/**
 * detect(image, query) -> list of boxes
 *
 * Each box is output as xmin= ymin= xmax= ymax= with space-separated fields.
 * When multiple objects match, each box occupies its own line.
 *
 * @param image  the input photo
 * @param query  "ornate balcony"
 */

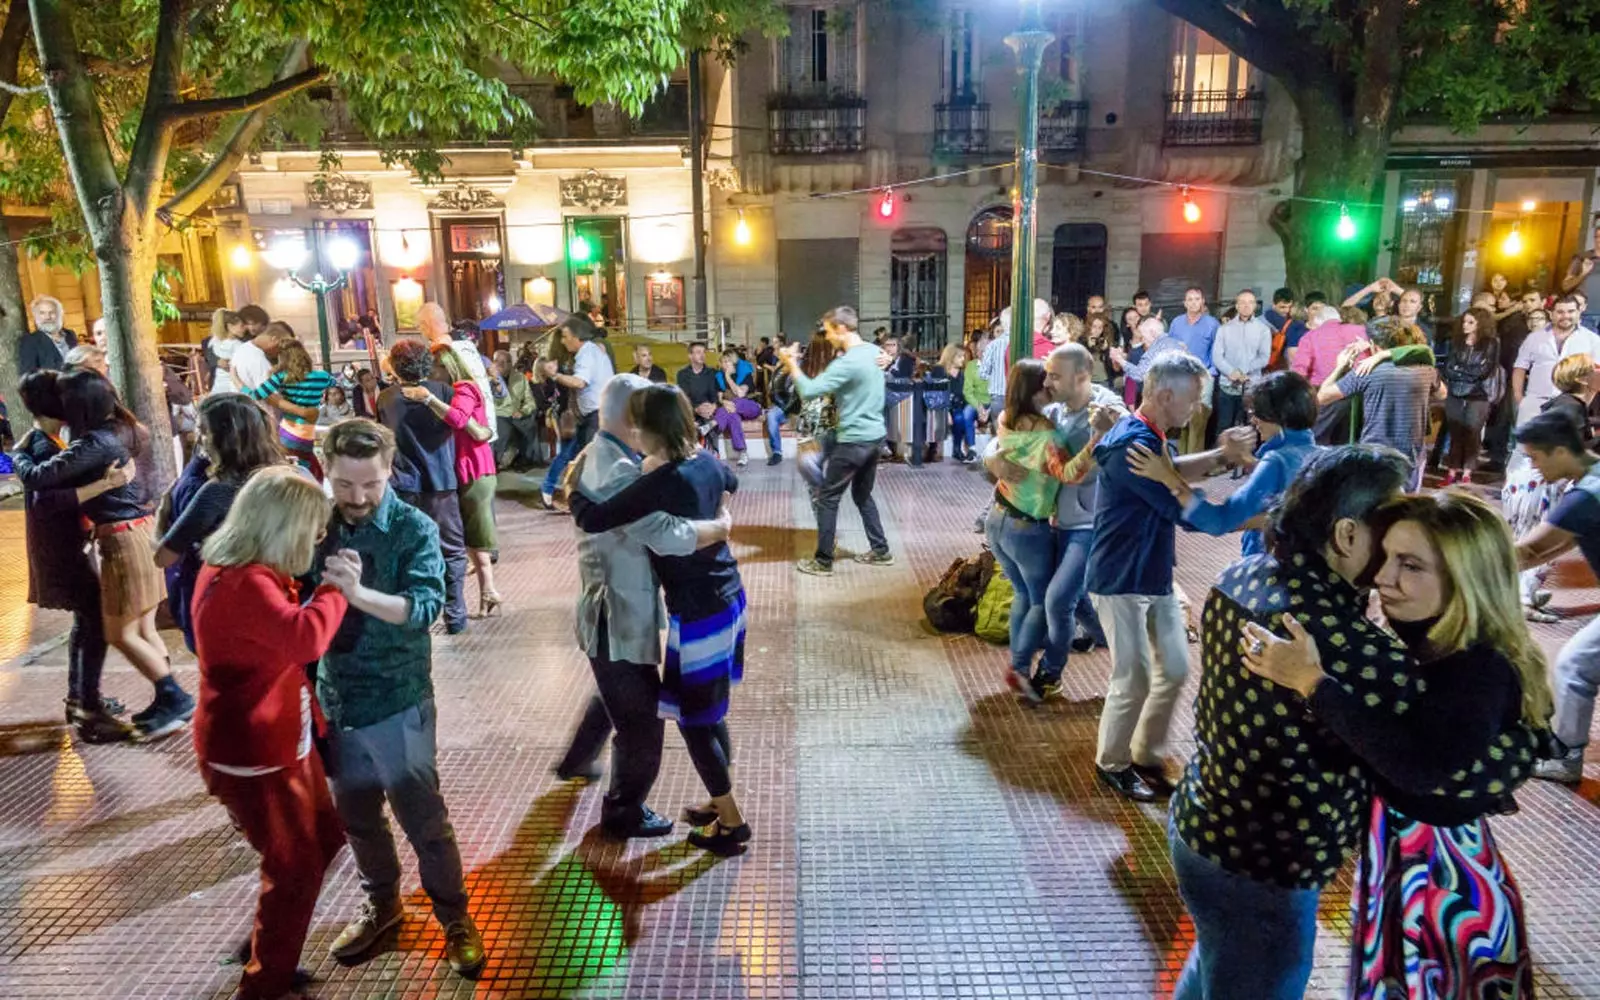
xmin=1039 ymin=101 xmax=1090 ymax=161
xmin=1163 ymin=89 xmax=1266 ymax=147
xmin=767 ymin=94 xmax=867 ymax=155
xmin=934 ymin=101 xmax=991 ymax=157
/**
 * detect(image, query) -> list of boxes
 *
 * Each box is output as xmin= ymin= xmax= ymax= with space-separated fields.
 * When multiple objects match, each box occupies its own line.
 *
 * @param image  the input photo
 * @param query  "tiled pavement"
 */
xmin=1 ymin=457 xmax=1600 ymax=999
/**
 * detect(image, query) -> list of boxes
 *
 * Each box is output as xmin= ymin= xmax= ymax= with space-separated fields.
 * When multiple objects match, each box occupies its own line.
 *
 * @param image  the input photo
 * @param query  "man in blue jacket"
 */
xmin=1086 ymin=351 xmax=1209 ymax=801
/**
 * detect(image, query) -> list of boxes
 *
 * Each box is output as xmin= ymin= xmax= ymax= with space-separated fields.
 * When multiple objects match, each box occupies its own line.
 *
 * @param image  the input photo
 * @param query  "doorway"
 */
xmin=963 ymin=206 xmax=1012 ymax=336
xmin=890 ymin=227 xmax=947 ymax=353
xmin=564 ymin=216 xmax=629 ymax=327
xmin=441 ymin=217 xmax=506 ymax=323
xmin=1051 ymin=223 xmax=1107 ymax=317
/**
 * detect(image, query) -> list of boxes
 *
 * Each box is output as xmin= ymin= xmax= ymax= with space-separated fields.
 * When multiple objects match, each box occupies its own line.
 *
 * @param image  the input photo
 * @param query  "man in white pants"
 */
xmin=1084 ymin=352 xmax=1208 ymax=801
xmin=1513 ymin=412 xmax=1600 ymax=784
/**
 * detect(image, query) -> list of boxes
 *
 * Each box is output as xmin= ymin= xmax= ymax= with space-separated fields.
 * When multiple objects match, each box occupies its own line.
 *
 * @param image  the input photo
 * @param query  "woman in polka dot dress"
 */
xmin=1243 ymin=490 xmax=1551 ymax=999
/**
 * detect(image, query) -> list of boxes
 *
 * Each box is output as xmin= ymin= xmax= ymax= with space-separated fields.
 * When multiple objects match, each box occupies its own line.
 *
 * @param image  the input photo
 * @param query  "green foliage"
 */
xmin=151 ymin=258 xmax=182 ymax=322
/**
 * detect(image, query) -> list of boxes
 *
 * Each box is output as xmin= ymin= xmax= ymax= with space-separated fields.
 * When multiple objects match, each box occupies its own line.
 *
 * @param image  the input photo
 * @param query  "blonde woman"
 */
xmin=192 ymin=468 xmax=351 ymax=1000
xmin=1243 ymin=490 xmax=1550 ymax=998
xmin=207 ymin=308 xmax=244 ymax=394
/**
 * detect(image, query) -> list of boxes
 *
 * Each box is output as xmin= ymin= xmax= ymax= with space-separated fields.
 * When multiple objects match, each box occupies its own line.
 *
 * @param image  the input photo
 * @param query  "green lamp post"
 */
xmin=1006 ymin=0 xmax=1055 ymax=363
xmin=268 ymin=235 xmax=360 ymax=371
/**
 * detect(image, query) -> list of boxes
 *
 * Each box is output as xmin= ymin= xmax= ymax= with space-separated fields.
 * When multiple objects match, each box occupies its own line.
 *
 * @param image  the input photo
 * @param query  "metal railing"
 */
xmin=934 ymin=101 xmax=991 ymax=156
xmin=1039 ymin=101 xmax=1090 ymax=159
xmin=1162 ymin=89 xmax=1266 ymax=146
xmin=767 ymin=101 xmax=867 ymax=155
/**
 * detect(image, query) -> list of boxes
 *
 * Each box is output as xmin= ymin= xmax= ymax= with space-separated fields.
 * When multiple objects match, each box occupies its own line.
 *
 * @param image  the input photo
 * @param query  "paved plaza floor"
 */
xmin=0 ymin=457 xmax=1598 ymax=998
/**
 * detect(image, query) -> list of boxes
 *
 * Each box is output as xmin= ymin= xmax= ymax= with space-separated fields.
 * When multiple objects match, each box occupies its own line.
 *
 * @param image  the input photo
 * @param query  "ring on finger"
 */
xmin=1248 ymin=639 xmax=1265 ymax=656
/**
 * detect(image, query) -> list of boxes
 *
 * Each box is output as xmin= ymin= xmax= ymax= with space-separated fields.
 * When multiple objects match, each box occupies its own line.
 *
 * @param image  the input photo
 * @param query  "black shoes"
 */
xmin=553 ymin=761 xmax=602 ymax=784
xmin=687 ymin=820 xmax=752 ymax=856
xmin=1097 ymin=766 xmax=1160 ymax=803
xmin=601 ymin=806 xmax=674 ymax=840
xmin=681 ymin=804 xmax=718 ymax=826
xmin=132 ymin=689 xmax=196 ymax=742
xmin=1131 ymin=763 xmax=1177 ymax=798
xmin=767 ymin=452 xmax=783 ymax=466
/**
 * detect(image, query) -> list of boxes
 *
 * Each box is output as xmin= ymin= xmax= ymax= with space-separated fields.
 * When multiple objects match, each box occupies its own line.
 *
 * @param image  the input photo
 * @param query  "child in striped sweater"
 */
xmin=248 ymin=339 xmax=334 ymax=479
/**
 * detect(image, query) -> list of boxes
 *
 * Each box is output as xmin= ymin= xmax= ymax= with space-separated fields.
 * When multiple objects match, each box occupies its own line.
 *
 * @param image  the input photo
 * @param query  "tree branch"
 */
xmin=0 ymin=0 xmax=31 ymax=123
xmin=160 ymin=64 xmax=323 ymax=123
xmin=160 ymin=38 xmax=313 ymax=220
xmin=28 ymin=0 xmax=123 ymax=241
xmin=0 ymin=78 xmax=41 ymax=94
xmin=124 ymin=0 xmax=188 ymax=221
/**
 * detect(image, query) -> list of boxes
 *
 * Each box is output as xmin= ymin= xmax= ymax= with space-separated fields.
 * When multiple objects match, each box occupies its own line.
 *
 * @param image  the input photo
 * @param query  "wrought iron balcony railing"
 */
xmin=1039 ymin=101 xmax=1090 ymax=159
xmin=934 ymin=101 xmax=990 ymax=156
xmin=1162 ymin=89 xmax=1266 ymax=146
xmin=767 ymin=96 xmax=867 ymax=155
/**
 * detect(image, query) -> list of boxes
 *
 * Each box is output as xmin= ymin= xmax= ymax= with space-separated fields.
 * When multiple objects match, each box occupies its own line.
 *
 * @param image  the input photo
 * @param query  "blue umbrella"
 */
xmin=476 ymin=302 xmax=571 ymax=330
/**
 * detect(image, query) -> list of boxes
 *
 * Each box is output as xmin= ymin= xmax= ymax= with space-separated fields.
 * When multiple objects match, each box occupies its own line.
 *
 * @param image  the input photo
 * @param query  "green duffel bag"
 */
xmin=974 ymin=567 xmax=1013 ymax=645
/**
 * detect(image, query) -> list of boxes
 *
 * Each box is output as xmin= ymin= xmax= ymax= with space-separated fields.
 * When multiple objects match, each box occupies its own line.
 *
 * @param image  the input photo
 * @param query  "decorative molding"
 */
xmin=305 ymin=173 xmax=373 ymax=214
xmin=706 ymin=166 xmax=743 ymax=193
xmin=559 ymin=168 xmax=628 ymax=212
xmin=428 ymin=181 xmax=505 ymax=213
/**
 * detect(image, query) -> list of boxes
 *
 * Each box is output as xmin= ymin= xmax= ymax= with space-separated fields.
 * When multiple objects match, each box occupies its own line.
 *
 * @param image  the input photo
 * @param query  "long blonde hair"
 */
xmin=1379 ymin=490 xmax=1553 ymax=727
xmin=209 ymin=308 xmax=240 ymax=343
xmin=201 ymin=467 xmax=330 ymax=577
xmin=937 ymin=343 xmax=965 ymax=371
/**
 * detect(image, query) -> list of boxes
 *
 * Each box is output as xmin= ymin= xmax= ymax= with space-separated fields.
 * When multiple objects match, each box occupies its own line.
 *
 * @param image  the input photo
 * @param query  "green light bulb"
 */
xmin=1335 ymin=206 xmax=1356 ymax=241
xmin=568 ymin=235 xmax=593 ymax=263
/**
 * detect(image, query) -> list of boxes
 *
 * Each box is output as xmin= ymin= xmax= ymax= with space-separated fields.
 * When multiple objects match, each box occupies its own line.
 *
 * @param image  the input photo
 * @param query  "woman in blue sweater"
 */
xmin=570 ymin=384 xmax=752 ymax=856
xmin=1127 ymin=370 xmax=1322 ymax=555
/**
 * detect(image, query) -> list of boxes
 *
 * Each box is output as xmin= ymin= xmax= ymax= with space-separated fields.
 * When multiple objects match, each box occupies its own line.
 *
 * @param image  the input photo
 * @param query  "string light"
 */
xmin=733 ymin=210 xmax=752 ymax=246
xmin=229 ymin=244 xmax=253 ymax=269
xmin=1336 ymin=204 xmax=1357 ymax=241
xmin=877 ymin=188 xmax=896 ymax=219
xmin=1181 ymin=186 xmax=1200 ymax=225
xmin=567 ymin=233 xmax=593 ymax=264
xmin=1503 ymin=222 xmax=1523 ymax=256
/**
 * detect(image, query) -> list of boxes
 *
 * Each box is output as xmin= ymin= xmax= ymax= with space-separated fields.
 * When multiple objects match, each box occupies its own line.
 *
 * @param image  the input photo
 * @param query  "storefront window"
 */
xmin=1393 ymin=178 xmax=1460 ymax=302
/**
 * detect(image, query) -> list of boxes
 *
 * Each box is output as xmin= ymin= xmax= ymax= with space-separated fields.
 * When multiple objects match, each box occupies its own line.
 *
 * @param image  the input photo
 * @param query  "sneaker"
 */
xmin=134 ymin=690 xmax=195 ymax=741
xmin=553 ymin=761 xmax=602 ymax=783
xmin=1070 ymin=626 xmax=1095 ymax=654
xmin=1131 ymin=762 xmax=1177 ymax=798
xmin=1096 ymin=765 xmax=1159 ymax=803
xmin=1005 ymin=670 xmax=1042 ymax=705
xmin=75 ymin=708 xmax=134 ymax=744
xmin=1524 ymin=605 xmax=1560 ymax=624
xmin=444 ymin=916 xmax=487 ymax=978
xmin=735 ymin=451 xmax=749 ymax=468
xmin=539 ymin=492 xmax=556 ymax=511
xmin=767 ymin=452 xmax=783 ymax=466
xmin=1532 ymin=745 xmax=1585 ymax=785
xmin=853 ymin=550 xmax=894 ymax=567
xmin=796 ymin=558 xmax=833 ymax=577
xmin=601 ymin=805 xmax=674 ymax=840
xmin=1461 ymin=470 xmax=1474 ymax=485
xmin=1034 ymin=678 xmax=1064 ymax=701
xmin=1441 ymin=470 xmax=1459 ymax=487
xmin=1531 ymin=589 xmax=1554 ymax=610
xmin=330 ymin=898 xmax=404 ymax=961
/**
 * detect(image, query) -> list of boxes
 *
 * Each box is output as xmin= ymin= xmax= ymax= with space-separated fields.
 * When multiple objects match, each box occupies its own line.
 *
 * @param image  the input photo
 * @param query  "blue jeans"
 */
xmin=951 ymin=404 xmax=977 ymax=454
xmin=1038 ymin=527 xmax=1094 ymax=680
xmin=765 ymin=406 xmax=786 ymax=454
xmin=984 ymin=505 xmax=1056 ymax=675
xmin=1169 ymin=820 xmax=1319 ymax=1000
xmin=543 ymin=410 xmax=598 ymax=496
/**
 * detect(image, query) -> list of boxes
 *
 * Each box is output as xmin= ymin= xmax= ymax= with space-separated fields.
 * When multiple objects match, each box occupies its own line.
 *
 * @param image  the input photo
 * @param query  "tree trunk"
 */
xmin=0 ymin=236 xmax=29 ymax=433
xmin=1271 ymin=94 xmax=1391 ymax=305
xmin=98 ymin=218 xmax=176 ymax=490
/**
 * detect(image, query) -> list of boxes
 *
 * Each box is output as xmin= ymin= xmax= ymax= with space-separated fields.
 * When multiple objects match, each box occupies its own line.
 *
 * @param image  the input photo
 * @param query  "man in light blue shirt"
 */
xmin=542 ymin=315 xmax=615 ymax=507
xmin=781 ymin=305 xmax=893 ymax=576
xmin=1212 ymin=290 xmax=1274 ymax=438
xmin=1168 ymin=287 xmax=1221 ymax=454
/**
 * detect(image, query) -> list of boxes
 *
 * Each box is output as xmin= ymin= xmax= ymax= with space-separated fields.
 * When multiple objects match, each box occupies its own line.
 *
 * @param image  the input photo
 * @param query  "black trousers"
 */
xmin=1444 ymin=396 xmax=1492 ymax=472
xmin=399 ymin=489 xmax=468 ymax=630
xmin=814 ymin=438 xmax=889 ymax=565
xmin=1313 ymin=395 xmax=1354 ymax=446
xmin=67 ymin=586 xmax=107 ymax=707
xmin=1214 ymin=390 xmax=1249 ymax=434
xmin=558 ymin=619 xmax=666 ymax=825
xmin=1483 ymin=395 xmax=1516 ymax=466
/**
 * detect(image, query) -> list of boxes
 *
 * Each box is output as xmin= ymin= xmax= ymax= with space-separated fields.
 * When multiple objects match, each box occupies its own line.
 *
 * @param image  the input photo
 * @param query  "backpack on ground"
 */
xmin=974 ymin=565 xmax=1015 ymax=645
xmin=922 ymin=549 xmax=996 ymax=634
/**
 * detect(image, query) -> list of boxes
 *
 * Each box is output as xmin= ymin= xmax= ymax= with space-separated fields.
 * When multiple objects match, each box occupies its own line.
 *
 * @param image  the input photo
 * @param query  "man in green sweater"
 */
xmin=780 ymin=305 xmax=894 ymax=576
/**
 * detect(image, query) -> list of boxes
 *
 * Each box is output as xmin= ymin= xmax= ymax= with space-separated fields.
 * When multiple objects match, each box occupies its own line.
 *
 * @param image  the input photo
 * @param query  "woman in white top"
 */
xmin=208 ymin=308 xmax=244 ymax=394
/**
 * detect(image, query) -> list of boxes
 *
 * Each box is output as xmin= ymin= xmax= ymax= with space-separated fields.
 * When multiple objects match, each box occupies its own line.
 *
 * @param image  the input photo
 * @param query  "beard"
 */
xmin=337 ymin=501 xmax=376 ymax=523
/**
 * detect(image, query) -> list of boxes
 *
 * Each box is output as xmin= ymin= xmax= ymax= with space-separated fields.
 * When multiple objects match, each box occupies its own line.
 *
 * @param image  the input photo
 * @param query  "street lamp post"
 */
xmin=1006 ymin=1 xmax=1054 ymax=364
xmin=269 ymin=236 xmax=360 ymax=371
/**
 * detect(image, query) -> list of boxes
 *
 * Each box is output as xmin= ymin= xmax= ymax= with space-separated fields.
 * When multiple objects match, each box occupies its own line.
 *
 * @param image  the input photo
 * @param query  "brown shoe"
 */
xmin=329 ymin=898 xmax=403 ymax=961
xmin=444 ymin=916 xmax=487 ymax=979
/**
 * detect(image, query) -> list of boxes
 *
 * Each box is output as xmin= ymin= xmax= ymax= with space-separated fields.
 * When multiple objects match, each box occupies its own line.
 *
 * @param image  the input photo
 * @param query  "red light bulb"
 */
xmin=878 ymin=189 xmax=895 ymax=219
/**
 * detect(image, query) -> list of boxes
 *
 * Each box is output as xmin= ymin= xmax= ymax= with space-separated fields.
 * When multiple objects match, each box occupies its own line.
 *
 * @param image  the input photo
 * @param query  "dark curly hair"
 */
xmin=388 ymin=337 xmax=436 ymax=384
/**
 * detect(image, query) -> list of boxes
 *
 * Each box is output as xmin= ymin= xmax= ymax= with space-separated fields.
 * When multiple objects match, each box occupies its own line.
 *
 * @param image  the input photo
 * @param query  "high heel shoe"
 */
xmin=477 ymin=592 xmax=504 ymax=618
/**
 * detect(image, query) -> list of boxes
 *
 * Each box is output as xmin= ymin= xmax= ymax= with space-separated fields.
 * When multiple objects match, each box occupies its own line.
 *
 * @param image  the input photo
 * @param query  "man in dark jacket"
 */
xmin=19 ymin=296 xmax=78 ymax=375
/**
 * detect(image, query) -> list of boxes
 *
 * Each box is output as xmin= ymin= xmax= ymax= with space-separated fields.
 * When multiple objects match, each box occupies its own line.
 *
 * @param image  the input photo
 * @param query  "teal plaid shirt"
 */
xmin=313 ymin=487 xmax=444 ymax=730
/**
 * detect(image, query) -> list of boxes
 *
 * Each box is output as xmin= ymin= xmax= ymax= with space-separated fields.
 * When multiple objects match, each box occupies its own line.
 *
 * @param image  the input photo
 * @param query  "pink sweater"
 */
xmin=441 ymin=381 xmax=496 ymax=484
xmin=1291 ymin=323 xmax=1368 ymax=386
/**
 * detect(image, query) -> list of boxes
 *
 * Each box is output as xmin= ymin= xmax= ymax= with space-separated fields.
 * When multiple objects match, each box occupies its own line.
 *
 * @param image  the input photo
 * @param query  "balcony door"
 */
xmin=564 ymin=216 xmax=629 ymax=327
xmin=890 ymin=228 xmax=947 ymax=353
xmin=1051 ymin=224 xmax=1106 ymax=319
xmin=778 ymin=5 xmax=859 ymax=96
xmin=441 ymin=218 xmax=506 ymax=323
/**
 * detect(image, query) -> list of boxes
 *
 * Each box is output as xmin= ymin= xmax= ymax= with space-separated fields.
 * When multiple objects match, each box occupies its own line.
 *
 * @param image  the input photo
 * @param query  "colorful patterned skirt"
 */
xmin=660 ymin=591 xmax=746 ymax=728
xmin=1350 ymin=797 xmax=1533 ymax=999
xmin=278 ymin=417 xmax=322 ymax=481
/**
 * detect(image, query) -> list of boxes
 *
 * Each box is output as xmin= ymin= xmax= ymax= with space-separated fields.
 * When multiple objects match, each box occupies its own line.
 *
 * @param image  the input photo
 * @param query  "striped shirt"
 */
xmin=250 ymin=369 xmax=336 ymax=411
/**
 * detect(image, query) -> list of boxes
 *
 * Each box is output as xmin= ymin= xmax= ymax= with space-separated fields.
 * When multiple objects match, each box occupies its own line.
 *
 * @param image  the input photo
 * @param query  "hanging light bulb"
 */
xmin=1503 ymin=222 xmax=1524 ymax=257
xmin=878 ymin=188 xmax=896 ymax=219
xmin=733 ymin=210 xmax=752 ymax=246
xmin=568 ymin=233 xmax=593 ymax=264
xmin=1336 ymin=204 xmax=1357 ymax=241
xmin=1181 ymin=186 xmax=1201 ymax=224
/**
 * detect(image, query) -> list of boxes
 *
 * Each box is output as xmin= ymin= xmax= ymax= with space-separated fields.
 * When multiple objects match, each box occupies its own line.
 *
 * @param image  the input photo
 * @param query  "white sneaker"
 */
xmin=736 ymin=451 xmax=749 ymax=468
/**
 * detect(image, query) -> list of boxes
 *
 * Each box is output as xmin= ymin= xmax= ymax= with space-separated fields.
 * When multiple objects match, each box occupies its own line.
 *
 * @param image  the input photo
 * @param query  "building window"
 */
xmin=943 ymin=9 xmax=978 ymax=103
xmin=778 ymin=4 xmax=858 ymax=95
xmin=890 ymin=228 xmax=947 ymax=353
xmin=1165 ymin=21 xmax=1264 ymax=146
xmin=313 ymin=219 xmax=379 ymax=341
xmin=1393 ymin=178 xmax=1460 ymax=300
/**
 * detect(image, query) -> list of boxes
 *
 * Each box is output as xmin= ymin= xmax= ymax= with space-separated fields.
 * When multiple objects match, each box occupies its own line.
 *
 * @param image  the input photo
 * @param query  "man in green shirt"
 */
xmin=314 ymin=419 xmax=487 ymax=980
xmin=780 ymin=305 xmax=894 ymax=576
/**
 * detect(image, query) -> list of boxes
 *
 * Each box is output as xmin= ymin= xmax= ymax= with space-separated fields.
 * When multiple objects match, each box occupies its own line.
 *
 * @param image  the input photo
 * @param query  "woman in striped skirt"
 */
xmin=248 ymin=338 xmax=335 ymax=480
xmin=570 ymin=383 xmax=751 ymax=856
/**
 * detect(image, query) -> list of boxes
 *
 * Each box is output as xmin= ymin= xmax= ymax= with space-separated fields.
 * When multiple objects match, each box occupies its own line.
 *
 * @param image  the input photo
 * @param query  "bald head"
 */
xmin=417 ymin=302 xmax=449 ymax=344
xmin=600 ymin=372 xmax=653 ymax=435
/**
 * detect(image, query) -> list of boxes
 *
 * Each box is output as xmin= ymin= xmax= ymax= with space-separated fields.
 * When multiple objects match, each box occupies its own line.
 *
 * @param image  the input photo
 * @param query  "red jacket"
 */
xmin=191 ymin=563 xmax=348 ymax=770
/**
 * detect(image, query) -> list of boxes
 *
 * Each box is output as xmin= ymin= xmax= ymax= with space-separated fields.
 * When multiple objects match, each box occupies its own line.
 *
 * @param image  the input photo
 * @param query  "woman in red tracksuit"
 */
xmin=191 ymin=467 xmax=351 ymax=1000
